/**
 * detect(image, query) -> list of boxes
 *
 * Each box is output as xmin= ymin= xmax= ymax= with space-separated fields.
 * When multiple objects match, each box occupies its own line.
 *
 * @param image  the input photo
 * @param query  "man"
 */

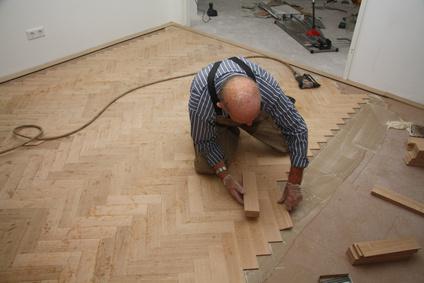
xmin=188 ymin=56 xmax=308 ymax=211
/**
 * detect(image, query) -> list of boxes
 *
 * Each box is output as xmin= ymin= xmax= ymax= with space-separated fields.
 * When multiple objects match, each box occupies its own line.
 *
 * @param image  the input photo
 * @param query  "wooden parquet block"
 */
xmin=0 ymin=24 xmax=369 ymax=282
xmin=405 ymin=137 xmax=424 ymax=167
xmin=371 ymin=186 xmax=424 ymax=216
xmin=347 ymin=237 xmax=420 ymax=265
xmin=243 ymin=170 xmax=260 ymax=218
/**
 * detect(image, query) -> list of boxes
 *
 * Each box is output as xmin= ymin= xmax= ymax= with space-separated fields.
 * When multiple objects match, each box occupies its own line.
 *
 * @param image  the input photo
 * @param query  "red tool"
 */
xmin=306 ymin=0 xmax=321 ymax=36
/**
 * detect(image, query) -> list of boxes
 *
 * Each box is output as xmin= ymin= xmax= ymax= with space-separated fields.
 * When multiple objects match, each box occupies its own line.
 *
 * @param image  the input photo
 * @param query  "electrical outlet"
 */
xmin=26 ymin=26 xmax=45 ymax=40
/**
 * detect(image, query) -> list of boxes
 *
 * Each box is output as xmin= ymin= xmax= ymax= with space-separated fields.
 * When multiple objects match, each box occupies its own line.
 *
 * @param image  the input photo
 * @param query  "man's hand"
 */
xmin=278 ymin=182 xmax=303 ymax=211
xmin=222 ymin=175 xmax=245 ymax=205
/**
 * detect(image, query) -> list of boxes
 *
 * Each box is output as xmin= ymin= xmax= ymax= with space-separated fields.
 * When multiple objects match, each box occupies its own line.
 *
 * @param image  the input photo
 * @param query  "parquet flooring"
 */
xmin=0 ymin=25 xmax=368 ymax=282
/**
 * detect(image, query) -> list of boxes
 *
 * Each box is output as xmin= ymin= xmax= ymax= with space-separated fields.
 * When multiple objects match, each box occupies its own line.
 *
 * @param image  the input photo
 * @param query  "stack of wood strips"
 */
xmin=405 ymin=137 xmax=424 ymax=167
xmin=346 ymin=237 xmax=421 ymax=265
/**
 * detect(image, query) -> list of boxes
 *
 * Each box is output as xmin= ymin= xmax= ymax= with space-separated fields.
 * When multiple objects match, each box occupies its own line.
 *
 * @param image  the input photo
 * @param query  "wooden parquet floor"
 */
xmin=0 ymin=25 xmax=369 ymax=282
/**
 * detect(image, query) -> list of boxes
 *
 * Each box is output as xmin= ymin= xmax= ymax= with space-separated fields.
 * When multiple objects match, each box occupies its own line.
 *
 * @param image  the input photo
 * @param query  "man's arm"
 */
xmin=266 ymin=86 xmax=308 ymax=211
xmin=288 ymin=166 xmax=303 ymax=185
xmin=189 ymin=109 xmax=224 ymax=167
xmin=189 ymin=110 xmax=245 ymax=204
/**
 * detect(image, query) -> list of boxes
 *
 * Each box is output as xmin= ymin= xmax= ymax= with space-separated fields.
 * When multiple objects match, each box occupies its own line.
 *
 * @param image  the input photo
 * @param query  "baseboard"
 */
xmin=0 ymin=22 xmax=174 ymax=84
xmin=2 ymin=21 xmax=423 ymax=110
xmin=172 ymin=23 xmax=424 ymax=110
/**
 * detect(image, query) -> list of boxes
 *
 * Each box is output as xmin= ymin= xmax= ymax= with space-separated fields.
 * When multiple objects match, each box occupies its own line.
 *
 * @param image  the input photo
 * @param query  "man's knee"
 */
xmin=194 ymin=162 xmax=215 ymax=175
xmin=193 ymin=156 xmax=215 ymax=175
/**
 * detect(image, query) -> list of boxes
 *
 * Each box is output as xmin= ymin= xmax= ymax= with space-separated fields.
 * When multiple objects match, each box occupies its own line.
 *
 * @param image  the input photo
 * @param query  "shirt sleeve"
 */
xmin=189 ymin=108 xmax=224 ymax=168
xmin=263 ymin=82 xmax=309 ymax=168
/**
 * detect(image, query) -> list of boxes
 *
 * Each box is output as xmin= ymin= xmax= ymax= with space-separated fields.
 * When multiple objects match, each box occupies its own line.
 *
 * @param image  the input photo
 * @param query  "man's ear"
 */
xmin=216 ymin=102 xmax=223 ymax=109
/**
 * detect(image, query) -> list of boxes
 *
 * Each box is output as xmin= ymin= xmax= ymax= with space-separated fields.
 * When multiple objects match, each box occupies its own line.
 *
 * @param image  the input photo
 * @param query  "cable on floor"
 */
xmin=0 ymin=55 xmax=300 ymax=156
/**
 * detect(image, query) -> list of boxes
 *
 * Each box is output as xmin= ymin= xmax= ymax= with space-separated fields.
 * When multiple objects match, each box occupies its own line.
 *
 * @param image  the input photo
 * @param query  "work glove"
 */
xmin=222 ymin=174 xmax=245 ymax=205
xmin=278 ymin=182 xmax=303 ymax=211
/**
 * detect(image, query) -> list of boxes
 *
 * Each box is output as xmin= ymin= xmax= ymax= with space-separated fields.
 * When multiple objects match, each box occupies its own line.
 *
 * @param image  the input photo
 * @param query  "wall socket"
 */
xmin=26 ymin=26 xmax=45 ymax=40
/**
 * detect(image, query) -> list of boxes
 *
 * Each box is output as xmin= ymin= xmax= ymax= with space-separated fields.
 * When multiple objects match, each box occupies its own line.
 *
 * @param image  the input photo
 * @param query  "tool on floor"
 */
xmin=306 ymin=0 xmax=320 ymax=36
xmin=318 ymin=274 xmax=352 ymax=283
xmin=409 ymin=124 xmax=424 ymax=137
xmin=246 ymin=55 xmax=321 ymax=90
xmin=284 ymin=58 xmax=321 ymax=89
xmin=304 ymin=0 xmax=338 ymax=52
xmin=207 ymin=2 xmax=218 ymax=17
xmin=386 ymin=121 xmax=424 ymax=137
xmin=294 ymin=71 xmax=321 ymax=89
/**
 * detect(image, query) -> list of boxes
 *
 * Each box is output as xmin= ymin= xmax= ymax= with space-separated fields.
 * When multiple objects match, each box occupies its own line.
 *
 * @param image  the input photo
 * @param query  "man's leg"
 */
xmin=242 ymin=114 xmax=288 ymax=153
xmin=193 ymin=126 xmax=240 ymax=174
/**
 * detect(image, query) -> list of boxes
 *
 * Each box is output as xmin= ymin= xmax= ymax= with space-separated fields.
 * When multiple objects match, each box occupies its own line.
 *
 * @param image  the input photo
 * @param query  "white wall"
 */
xmin=0 ymin=0 xmax=189 ymax=78
xmin=344 ymin=0 xmax=424 ymax=105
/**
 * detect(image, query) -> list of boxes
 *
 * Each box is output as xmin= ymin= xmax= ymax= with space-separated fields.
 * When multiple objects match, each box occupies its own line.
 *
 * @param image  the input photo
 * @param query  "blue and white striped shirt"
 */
xmin=189 ymin=57 xmax=309 ymax=168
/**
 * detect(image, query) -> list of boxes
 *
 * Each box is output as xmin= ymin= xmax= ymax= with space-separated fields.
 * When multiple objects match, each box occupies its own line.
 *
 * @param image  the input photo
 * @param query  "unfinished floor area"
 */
xmin=0 ymin=23 xmax=423 ymax=283
xmin=192 ymin=0 xmax=357 ymax=76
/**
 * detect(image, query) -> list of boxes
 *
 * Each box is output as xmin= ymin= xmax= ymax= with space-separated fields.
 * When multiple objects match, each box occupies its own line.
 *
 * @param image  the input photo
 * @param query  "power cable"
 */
xmin=0 ymin=55 xmax=300 ymax=156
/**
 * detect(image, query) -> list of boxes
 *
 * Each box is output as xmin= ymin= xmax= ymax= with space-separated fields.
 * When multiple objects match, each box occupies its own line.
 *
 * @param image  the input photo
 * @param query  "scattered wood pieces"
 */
xmin=346 ymin=237 xmax=420 ymax=265
xmin=405 ymin=137 xmax=424 ymax=167
xmin=243 ymin=170 xmax=260 ymax=218
xmin=371 ymin=187 xmax=424 ymax=216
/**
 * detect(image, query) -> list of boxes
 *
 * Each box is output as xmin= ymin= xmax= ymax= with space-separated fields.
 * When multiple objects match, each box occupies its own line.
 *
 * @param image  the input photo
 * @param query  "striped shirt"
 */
xmin=188 ymin=56 xmax=309 ymax=168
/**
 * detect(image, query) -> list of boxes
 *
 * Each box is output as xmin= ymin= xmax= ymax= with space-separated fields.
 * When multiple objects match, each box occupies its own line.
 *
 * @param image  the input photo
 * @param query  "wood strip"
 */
xmin=272 ymin=182 xmax=293 ymax=230
xmin=258 ymin=196 xmax=283 ymax=243
xmin=405 ymin=137 xmax=424 ymax=167
xmin=349 ymin=246 xmax=360 ymax=260
xmin=247 ymin=218 xmax=271 ymax=256
xmin=209 ymin=244 xmax=230 ymax=283
xmin=353 ymin=243 xmax=364 ymax=257
xmin=221 ymin=233 xmax=244 ymax=283
xmin=194 ymin=258 xmax=212 ymax=283
xmin=187 ymin=175 xmax=205 ymax=215
xmin=347 ymin=238 xmax=421 ymax=265
xmin=178 ymin=273 xmax=195 ymax=283
xmin=243 ymin=170 xmax=260 ymax=218
xmin=371 ymin=187 xmax=424 ymax=216
xmin=354 ymin=252 xmax=417 ymax=265
xmin=348 ymin=249 xmax=418 ymax=266
xmin=355 ymin=238 xmax=420 ymax=257
xmin=234 ymin=221 xmax=259 ymax=270
xmin=345 ymin=248 xmax=356 ymax=265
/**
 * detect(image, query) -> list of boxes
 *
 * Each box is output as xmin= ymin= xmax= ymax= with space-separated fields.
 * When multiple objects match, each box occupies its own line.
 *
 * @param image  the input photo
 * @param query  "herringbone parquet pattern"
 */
xmin=0 ymin=25 xmax=368 ymax=282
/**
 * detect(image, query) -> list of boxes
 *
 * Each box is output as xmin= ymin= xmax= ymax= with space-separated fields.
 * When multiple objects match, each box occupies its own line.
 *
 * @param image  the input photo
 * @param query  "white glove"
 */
xmin=278 ymin=182 xmax=303 ymax=211
xmin=222 ymin=175 xmax=245 ymax=205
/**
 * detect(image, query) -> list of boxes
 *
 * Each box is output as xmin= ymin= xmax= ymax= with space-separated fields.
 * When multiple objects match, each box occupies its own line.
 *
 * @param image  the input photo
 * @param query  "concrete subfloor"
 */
xmin=191 ymin=0 xmax=357 ymax=76
xmin=255 ymin=96 xmax=424 ymax=283
xmin=191 ymin=2 xmax=424 ymax=282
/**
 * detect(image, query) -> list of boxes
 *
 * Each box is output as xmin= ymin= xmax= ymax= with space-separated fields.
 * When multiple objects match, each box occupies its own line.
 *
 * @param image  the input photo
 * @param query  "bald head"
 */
xmin=217 ymin=76 xmax=261 ymax=126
